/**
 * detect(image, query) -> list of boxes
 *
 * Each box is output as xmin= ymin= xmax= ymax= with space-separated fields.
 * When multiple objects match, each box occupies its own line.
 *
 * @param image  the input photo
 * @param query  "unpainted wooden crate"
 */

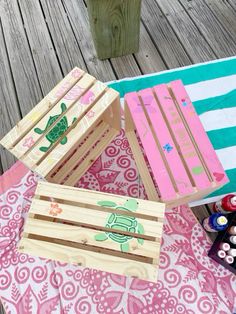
xmin=0 ymin=68 xmax=120 ymax=185
xmin=18 ymin=181 xmax=165 ymax=282
xmin=125 ymin=80 xmax=228 ymax=208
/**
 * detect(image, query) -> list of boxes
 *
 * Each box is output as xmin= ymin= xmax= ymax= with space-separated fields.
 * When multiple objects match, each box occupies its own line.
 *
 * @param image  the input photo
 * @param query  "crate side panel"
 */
xmin=13 ymin=74 xmax=96 ymax=159
xmin=170 ymin=80 xmax=228 ymax=186
xmin=154 ymin=84 xmax=211 ymax=190
xmin=21 ymin=78 xmax=106 ymax=167
xmin=36 ymin=181 xmax=165 ymax=220
xmin=24 ymin=217 xmax=160 ymax=259
xmin=18 ymin=237 xmax=158 ymax=282
xmin=0 ymin=67 xmax=84 ymax=150
xmin=32 ymin=89 xmax=119 ymax=176
xmin=30 ymin=198 xmax=164 ymax=239
xmin=125 ymin=92 xmax=176 ymax=201
xmin=139 ymin=88 xmax=194 ymax=196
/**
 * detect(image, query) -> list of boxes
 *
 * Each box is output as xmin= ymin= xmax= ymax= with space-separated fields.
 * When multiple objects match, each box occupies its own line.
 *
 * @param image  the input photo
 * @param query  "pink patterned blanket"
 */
xmin=0 ymin=130 xmax=235 ymax=313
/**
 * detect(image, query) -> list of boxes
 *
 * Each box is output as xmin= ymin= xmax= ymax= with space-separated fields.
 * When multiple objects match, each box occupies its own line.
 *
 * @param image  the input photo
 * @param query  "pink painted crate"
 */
xmin=125 ymin=80 xmax=228 ymax=207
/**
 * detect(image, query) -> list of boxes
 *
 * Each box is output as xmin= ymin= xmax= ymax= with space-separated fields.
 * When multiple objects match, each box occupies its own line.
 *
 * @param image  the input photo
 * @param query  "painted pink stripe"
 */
xmin=170 ymin=80 xmax=228 ymax=186
xmin=0 ymin=161 xmax=29 ymax=194
xmin=125 ymin=92 xmax=176 ymax=201
xmin=154 ymin=84 xmax=211 ymax=190
xmin=138 ymin=88 xmax=193 ymax=196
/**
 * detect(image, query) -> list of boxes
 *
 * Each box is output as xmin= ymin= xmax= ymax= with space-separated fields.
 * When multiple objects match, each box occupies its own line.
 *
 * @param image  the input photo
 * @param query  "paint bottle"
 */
xmin=219 ymin=242 xmax=230 ymax=251
xmin=202 ymin=213 xmax=228 ymax=232
xmin=224 ymin=255 xmax=234 ymax=264
xmin=213 ymin=194 xmax=236 ymax=213
xmin=228 ymin=226 xmax=236 ymax=235
xmin=229 ymin=236 xmax=236 ymax=245
xmin=217 ymin=250 xmax=226 ymax=258
xmin=227 ymin=248 xmax=236 ymax=257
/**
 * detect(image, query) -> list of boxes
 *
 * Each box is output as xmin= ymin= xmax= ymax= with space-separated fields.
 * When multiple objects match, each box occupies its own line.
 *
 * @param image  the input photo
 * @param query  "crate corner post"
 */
xmin=87 ymin=0 xmax=142 ymax=60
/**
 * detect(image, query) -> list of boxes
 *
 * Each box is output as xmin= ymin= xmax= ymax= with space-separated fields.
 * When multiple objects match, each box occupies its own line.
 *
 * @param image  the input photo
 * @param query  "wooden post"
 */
xmin=87 ymin=0 xmax=142 ymax=60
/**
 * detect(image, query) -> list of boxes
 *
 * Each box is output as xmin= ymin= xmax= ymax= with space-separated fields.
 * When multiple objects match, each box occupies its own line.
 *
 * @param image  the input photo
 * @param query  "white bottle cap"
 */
xmin=224 ymin=255 xmax=234 ymax=264
xmin=217 ymin=250 xmax=226 ymax=258
xmin=231 ymin=196 xmax=236 ymax=206
xmin=229 ymin=236 xmax=236 ymax=244
xmin=219 ymin=242 xmax=230 ymax=251
xmin=228 ymin=249 xmax=236 ymax=257
xmin=216 ymin=216 xmax=228 ymax=226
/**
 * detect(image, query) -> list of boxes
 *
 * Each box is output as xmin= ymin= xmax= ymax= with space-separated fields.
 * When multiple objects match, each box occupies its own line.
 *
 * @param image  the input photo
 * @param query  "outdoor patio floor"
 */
xmin=1 ymin=0 xmax=236 ymax=258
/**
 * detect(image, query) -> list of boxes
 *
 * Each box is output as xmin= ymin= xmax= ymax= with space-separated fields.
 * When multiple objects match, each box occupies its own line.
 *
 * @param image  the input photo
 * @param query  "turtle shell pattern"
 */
xmin=105 ymin=212 xmax=138 ymax=243
xmin=45 ymin=115 xmax=68 ymax=144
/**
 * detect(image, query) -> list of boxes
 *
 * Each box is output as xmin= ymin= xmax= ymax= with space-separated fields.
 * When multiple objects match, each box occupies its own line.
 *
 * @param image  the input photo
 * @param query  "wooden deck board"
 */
xmin=179 ymin=0 xmax=236 ymax=57
xmin=141 ymin=0 xmax=192 ymax=68
xmin=156 ymin=0 xmax=217 ymax=62
xmin=18 ymin=0 xmax=63 ymax=94
xmin=0 ymin=1 xmax=236 ymax=267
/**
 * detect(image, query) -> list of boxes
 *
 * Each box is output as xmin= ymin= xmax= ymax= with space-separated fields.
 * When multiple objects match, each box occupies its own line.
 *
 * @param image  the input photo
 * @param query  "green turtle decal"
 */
xmin=34 ymin=103 xmax=76 ymax=152
xmin=95 ymin=199 xmax=145 ymax=252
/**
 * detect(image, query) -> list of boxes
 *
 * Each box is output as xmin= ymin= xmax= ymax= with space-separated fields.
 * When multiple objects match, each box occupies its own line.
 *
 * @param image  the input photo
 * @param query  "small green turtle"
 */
xmin=34 ymin=103 xmax=76 ymax=152
xmin=95 ymin=199 xmax=145 ymax=252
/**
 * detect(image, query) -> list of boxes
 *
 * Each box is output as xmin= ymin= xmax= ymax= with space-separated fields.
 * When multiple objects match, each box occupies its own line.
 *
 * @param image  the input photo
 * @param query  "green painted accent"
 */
xmin=123 ymin=199 xmax=138 ymax=211
xmin=137 ymin=223 xmax=144 ymax=245
xmin=97 ymin=200 xmax=117 ymax=207
xmin=94 ymin=198 xmax=145 ymax=252
xmin=87 ymin=0 xmax=141 ymax=59
xmin=107 ymin=57 xmax=236 ymax=97
xmin=192 ymin=166 xmax=204 ymax=175
xmin=34 ymin=103 xmax=75 ymax=152
xmin=137 ymin=237 xmax=144 ymax=245
xmin=121 ymin=242 xmax=130 ymax=253
xmin=95 ymin=233 xmax=108 ymax=241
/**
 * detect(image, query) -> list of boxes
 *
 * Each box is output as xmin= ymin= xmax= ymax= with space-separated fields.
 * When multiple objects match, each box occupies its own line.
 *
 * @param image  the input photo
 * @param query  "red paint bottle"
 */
xmin=213 ymin=194 xmax=236 ymax=213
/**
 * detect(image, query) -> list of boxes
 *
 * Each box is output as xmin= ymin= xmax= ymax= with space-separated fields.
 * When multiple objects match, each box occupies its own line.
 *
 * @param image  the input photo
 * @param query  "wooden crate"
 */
xmin=125 ymin=80 xmax=228 ymax=208
xmin=18 ymin=181 xmax=165 ymax=282
xmin=0 ymin=68 xmax=120 ymax=185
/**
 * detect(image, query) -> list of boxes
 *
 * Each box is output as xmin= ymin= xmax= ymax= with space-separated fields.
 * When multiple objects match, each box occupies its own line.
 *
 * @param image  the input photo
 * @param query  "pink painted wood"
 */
xmin=170 ymin=80 xmax=228 ymax=186
xmin=138 ymin=88 xmax=194 ymax=196
xmin=125 ymin=92 xmax=177 ymax=201
xmin=154 ymin=84 xmax=212 ymax=190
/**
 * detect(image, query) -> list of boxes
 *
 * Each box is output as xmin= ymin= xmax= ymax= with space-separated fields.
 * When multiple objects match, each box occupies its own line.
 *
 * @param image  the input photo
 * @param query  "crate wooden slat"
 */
xmin=125 ymin=80 xmax=228 ymax=207
xmin=0 ymin=67 xmax=120 ymax=184
xmin=18 ymin=181 xmax=165 ymax=282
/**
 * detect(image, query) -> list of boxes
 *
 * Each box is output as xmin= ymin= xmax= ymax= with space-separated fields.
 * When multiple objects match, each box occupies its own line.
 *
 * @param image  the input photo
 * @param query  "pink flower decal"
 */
xmin=86 ymin=110 xmax=95 ymax=118
xmin=49 ymin=203 xmax=62 ymax=216
xmin=22 ymin=137 xmax=35 ymax=148
xmin=80 ymin=90 xmax=95 ymax=105
xmin=71 ymin=68 xmax=82 ymax=78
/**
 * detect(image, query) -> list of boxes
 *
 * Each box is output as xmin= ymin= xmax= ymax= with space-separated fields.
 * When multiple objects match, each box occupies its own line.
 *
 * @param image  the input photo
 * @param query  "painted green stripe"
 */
xmin=207 ymin=126 xmax=236 ymax=150
xmin=193 ymin=89 xmax=236 ymax=115
xmin=108 ymin=58 xmax=236 ymax=97
xmin=207 ymin=169 xmax=236 ymax=197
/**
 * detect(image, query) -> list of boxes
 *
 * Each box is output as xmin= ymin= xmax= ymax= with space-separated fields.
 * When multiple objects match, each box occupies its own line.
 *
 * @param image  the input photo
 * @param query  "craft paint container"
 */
xmin=202 ymin=213 xmax=228 ymax=232
xmin=219 ymin=242 xmax=230 ymax=251
xmin=214 ymin=194 xmax=236 ymax=213
xmin=217 ymin=250 xmax=226 ymax=258
xmin=229 ymin=236 xmax=236 ymax=245
xmin=228 ymin=226 xmax=236 ymax=235
xmin=224 ymin=255 xmax=234 ymax=264
xmin=227 ymin=248 xmax=236 ymax=257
